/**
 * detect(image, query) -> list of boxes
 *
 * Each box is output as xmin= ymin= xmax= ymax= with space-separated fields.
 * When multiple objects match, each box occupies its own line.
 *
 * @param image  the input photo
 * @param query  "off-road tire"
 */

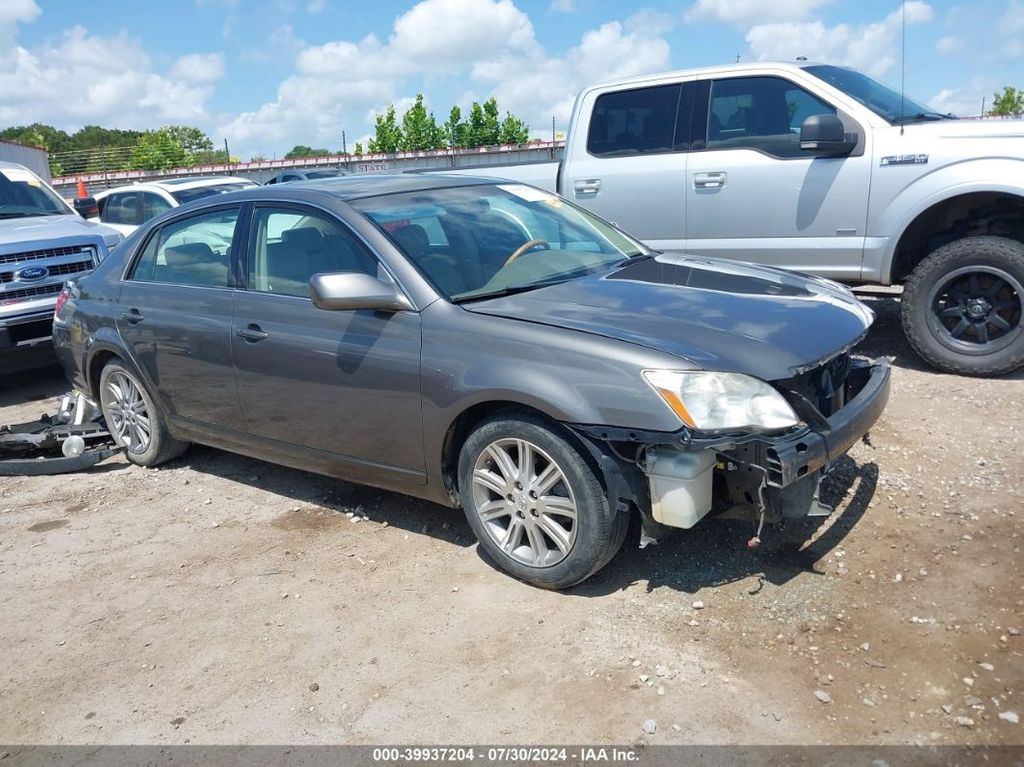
xmin=901 ymin=236 xmax=1024 ymax=377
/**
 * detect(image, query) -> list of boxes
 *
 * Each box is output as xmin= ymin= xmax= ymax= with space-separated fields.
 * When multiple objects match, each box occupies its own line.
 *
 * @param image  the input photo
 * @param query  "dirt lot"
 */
xmin=0 ymin=293 xmax=1021 ymax=746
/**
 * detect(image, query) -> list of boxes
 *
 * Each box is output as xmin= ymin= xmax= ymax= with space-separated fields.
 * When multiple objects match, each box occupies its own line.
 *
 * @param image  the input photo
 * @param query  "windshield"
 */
xmin=171 ymin=182 xmax=256 ymax=205
xmin=351 ymin=183 xmax=648 ymax=302
xmin=0 ymin=166 xmax=70 ymax=218
xmin=804 ymin=64 xmax=953 ymax=124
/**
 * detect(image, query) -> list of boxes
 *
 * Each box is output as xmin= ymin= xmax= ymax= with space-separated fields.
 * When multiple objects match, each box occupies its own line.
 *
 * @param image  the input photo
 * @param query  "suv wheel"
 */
xmin=901 ymin=236 xmax=1024 ymax=376
xmin=99 ymin=360 xmax=189 ymax=467
xmin=458 ymin=414 xmax=624 ymax=589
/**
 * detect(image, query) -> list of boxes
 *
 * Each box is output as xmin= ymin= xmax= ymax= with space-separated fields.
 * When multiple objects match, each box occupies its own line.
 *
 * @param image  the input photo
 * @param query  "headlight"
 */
xmin=642 ymin=370 xmax=799 ymax=432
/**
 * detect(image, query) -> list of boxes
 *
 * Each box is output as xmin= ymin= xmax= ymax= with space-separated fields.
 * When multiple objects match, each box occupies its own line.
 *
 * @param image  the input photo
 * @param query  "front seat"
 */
xmin=391 ymin=224 xmax=465 ymax=296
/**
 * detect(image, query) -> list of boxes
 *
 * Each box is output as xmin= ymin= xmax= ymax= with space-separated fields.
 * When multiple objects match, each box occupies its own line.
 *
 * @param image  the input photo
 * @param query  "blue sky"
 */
xmin=2 ymin=0 xmax=1022 ymax=158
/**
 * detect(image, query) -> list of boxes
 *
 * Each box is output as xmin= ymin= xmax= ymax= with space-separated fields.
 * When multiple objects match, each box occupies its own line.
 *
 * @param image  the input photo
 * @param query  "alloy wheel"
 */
xmin=929 ymin=266 xmax=1023 ymax=351
xmin=471 ymin=437 xmax=578 ymax=568
xmin=104 ymin=371 xmax=151 ymax=453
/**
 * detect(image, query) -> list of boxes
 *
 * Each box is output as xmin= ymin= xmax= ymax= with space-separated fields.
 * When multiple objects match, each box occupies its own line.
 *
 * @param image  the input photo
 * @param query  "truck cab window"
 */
xmin=587 ymin=84 xmax=682 ymax=157
xmin=706 ymin=76 xmax=836 ymax=159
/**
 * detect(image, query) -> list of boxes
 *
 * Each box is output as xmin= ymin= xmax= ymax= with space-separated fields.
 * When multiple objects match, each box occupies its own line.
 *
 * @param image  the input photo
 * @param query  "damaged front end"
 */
xmin=571 ymin=355 xmax=891 ymax=548
xmin=0 ymin=391 xmax=121 ymax=475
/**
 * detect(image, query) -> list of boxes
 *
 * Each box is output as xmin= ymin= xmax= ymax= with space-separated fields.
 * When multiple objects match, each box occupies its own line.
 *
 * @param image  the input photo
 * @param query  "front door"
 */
xmin=231 ymin=204 xmax=425 ymax=479
xmin=684 ymin=75 xmax=872 ymax=281
xmin=116 ymin=205 xmax=242 ymax=427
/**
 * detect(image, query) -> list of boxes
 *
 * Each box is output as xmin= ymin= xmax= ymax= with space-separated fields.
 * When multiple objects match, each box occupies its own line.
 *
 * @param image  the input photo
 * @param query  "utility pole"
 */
xmin=342 ymin=130 xmax=347 ymax=156
xmin=980 ymin=96 xmax=986 ymax=119
xmin=223 ymin=138 xmax=230 ymax=164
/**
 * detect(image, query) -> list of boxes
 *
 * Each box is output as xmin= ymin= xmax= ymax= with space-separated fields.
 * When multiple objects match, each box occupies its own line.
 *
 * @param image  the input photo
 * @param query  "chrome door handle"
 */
xmin=694 ymin=172 xmax=727 ymax=189
xmin=236 ymin=324 xmax=268 ymax=342
xmin=119 ymin=309 xmax=144 ymax=324
xmin=573 ymin=178 xmax=601 ymax=195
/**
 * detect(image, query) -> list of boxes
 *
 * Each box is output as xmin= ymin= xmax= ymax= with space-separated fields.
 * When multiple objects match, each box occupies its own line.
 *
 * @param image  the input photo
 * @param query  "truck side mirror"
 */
xmin=799 ymin=114 xmax=857 ymax=156
xmin=74 ymin=197 xmax=99 ymax=219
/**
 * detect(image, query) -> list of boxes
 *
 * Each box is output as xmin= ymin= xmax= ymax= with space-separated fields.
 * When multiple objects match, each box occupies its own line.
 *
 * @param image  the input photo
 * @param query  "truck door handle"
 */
xmin=573 ymin=178 xmax=601 ymax=195
xmin=236 ymin=324 xmax=268 ymax=342
xmin=694 ymin=172 xmax=727 ymax=189
xmin=119 ymin=309 xmax=144 ymax=324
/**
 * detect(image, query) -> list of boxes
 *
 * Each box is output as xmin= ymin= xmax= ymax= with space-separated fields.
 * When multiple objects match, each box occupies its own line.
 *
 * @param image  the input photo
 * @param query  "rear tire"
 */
xmin=458 ymin=414 xmax=619 ymax=589
xmin=901 ymin=236 xmax=1024 ymax=376
xmin=98 ymin=360 xmax=189 ymax=467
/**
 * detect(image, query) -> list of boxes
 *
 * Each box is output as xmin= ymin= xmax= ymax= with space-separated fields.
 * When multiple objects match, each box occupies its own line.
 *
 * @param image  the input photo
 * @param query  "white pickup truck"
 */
xmin=458 ymin=61 xmax=1024 ymax=377
xmin=0 ymin=161 xmax=122 ymax=370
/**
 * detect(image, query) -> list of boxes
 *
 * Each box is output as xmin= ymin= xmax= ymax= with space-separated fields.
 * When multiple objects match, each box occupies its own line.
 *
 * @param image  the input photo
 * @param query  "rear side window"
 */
xmin=248 ymin=207 xmax=379 ymax=298
xmin=103 ymin=192 xmax=141 ymax=226
xmin=141 ymin=192 xmax=172 ymax=221
xmin=130 ymin=207 xmax=239 ymax=288
xmin=706 ymin=76 xmax=836 ymax=158
xmin=586 ymin=84 xmax=682 ymax=157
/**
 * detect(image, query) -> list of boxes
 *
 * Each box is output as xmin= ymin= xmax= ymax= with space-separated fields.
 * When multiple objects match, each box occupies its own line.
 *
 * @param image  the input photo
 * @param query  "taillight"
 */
xmin=54 ymin=287 xmax=70 ymax=318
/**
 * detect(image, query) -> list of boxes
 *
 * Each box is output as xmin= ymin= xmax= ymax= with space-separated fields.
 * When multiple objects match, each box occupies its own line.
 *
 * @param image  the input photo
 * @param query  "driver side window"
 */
xmin=248 ymin=207 xmax=379 ymax=298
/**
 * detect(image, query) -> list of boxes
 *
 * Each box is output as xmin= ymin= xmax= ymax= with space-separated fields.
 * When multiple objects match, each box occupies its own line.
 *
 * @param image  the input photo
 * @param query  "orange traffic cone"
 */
xmin=76 ymin=178 xmax=87 ymax=199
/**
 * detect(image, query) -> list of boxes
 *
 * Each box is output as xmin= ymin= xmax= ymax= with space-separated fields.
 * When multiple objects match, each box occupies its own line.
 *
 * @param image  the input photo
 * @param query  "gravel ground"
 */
xmin=0 ymin=293 xmax=1021 ymax=746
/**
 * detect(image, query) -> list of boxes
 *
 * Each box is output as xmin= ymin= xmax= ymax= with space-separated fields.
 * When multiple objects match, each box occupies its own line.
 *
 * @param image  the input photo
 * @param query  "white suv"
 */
xmin=87 ymin=176 xmax=257 ymax=235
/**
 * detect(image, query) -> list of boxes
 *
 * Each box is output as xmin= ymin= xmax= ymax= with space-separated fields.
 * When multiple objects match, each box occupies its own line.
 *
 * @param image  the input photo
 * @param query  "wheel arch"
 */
xmin=885 ymin=187 xmax=1024 ymax=284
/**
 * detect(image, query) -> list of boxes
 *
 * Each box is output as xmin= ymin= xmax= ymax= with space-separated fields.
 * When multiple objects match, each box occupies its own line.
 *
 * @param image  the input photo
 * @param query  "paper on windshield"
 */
xmin=497 ymin=184 xmax=560 ymax=205
xmin=0 ymin=167 xmax=42 ymax=187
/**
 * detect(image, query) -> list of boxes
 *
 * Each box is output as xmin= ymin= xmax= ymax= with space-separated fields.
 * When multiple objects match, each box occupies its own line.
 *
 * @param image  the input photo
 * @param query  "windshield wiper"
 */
xmin=452 ymin=279 xmax=570 ymax=304
xmin=899 ymin=111 xmax=957 ymax=123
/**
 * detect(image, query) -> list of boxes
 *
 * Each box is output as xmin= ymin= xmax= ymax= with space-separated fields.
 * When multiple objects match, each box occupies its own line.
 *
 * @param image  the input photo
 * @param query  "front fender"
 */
xmin=869 ymin=158 xmax=1024 ymax=283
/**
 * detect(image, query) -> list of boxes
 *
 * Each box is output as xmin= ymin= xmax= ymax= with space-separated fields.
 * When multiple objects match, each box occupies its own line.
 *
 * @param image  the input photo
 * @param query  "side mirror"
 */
xmin=74 ymin=196 xmax=99 ymax=219
xmin=309 ymin=272 xmax=412 ymax=312
xmin=799 ymin=114 xmax=857 ymax=156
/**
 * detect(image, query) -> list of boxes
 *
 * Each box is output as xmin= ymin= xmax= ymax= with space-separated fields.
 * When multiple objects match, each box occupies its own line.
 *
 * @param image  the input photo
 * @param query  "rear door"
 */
xmin=564 ymin=79 xmax=695 ymax=250
xmin=231 ymin=203 xmax=425 ymax=480
xmin=116 ymin=205 xmax=243 ymax=427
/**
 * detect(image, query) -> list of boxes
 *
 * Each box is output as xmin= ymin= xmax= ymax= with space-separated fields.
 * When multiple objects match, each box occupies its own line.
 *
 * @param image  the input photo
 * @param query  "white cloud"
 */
xmin=930 ymin=77 xmax=986 ymax=116
xmin=688 ymin=0 xmax=831 ymax=25
xmin=745 ymin=1 xmax=934 ymax=76
xmin=550 ymin=0 xmax=575 ymax=12
xmin=219 ymin=0 xmax=674 ymax=157
xmin=0 ymin=25 xmax=219 ymax=129
xmin=241 ymin=24 xmax=306 ymax=63
xmin=999 ymin=0 xmax=1024 ymax=57
xmin=170 ymin=52 xmax=226 ymax=83
xmin=935 ymin=35 xmax=962 ymax=54
xmin=307 ymin=0 xmax=326 ymax=12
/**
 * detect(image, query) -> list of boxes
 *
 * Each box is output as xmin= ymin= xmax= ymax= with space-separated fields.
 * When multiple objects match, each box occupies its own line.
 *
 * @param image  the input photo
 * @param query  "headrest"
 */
xmin=165 ymin=241 xmax=214 ymax=266
xmin=282 ymin=226 xmax=323 ymax=251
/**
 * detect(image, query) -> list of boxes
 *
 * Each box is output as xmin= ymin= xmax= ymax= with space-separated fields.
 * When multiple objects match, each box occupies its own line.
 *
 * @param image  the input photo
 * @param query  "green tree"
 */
xmin=400 ymin=94 xmax=437 ymax=151
xmin=131 ymin=128 xmax=186 ymax=170
xmin=991 ymin=86 xmax=1024 ymax=116
xmin=354 ymin=142 xmax=364 ymax=156
xmin=498 ymin=112 xmax=530 ymax=145
xmin=368 ymin=104 xmax=403 ymax=153
xmin=284 ymin=144 xmax=331 ymax=159
xmin=466 ymin=102 xmax=487 ymax=146
xmin=163 ymin=125 xmax=214 ymax=156
xmin=443 ymin=105 xmax=468 ymax=148
xmin=482 ymin=97 xmax=501 ymax=145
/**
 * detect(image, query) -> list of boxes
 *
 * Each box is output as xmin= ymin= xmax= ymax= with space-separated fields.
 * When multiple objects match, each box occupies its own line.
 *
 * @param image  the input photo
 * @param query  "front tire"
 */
xmin=458 ymin=414 xmax=621 ymax=589
xmin=901 ymin=236 xmax=1024 ymax=376
xmin=99 ymin=360 xmax=189 ymax=467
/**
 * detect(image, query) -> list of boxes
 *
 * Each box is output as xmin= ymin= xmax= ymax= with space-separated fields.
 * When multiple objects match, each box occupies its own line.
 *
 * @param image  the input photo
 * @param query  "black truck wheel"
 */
xmin=901 ymin=236 xmax=1024 ymax=376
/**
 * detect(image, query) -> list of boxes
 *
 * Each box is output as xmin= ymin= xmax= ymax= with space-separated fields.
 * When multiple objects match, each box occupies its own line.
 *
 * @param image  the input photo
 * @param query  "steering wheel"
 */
xmin=503 ymin=239 xmax=550 ymax=267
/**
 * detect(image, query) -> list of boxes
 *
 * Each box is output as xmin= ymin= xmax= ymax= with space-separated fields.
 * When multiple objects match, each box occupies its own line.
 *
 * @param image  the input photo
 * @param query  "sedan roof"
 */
xmin=281 ymin=173 xmax=501 ymax=201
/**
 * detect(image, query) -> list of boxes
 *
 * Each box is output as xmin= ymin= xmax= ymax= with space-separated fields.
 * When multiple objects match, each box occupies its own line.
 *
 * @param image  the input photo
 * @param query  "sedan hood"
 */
xmin=464 ymin=253 xmax=875 ymax=381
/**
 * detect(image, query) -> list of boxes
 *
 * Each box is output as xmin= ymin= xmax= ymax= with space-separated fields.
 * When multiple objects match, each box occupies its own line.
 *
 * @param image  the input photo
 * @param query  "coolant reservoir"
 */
xmin=644 ymin=448 xmax=716 ymax=529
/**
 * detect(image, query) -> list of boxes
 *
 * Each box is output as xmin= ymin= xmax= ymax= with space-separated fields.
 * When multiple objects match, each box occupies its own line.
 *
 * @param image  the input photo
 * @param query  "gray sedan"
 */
xmin=53 ymin=174 xmax=889 ymax=588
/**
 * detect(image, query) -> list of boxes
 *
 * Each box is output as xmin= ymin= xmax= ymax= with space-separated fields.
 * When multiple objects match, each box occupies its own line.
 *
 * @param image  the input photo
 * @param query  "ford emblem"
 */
xmin=16 ymin=266 xmax=49 ymax=281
